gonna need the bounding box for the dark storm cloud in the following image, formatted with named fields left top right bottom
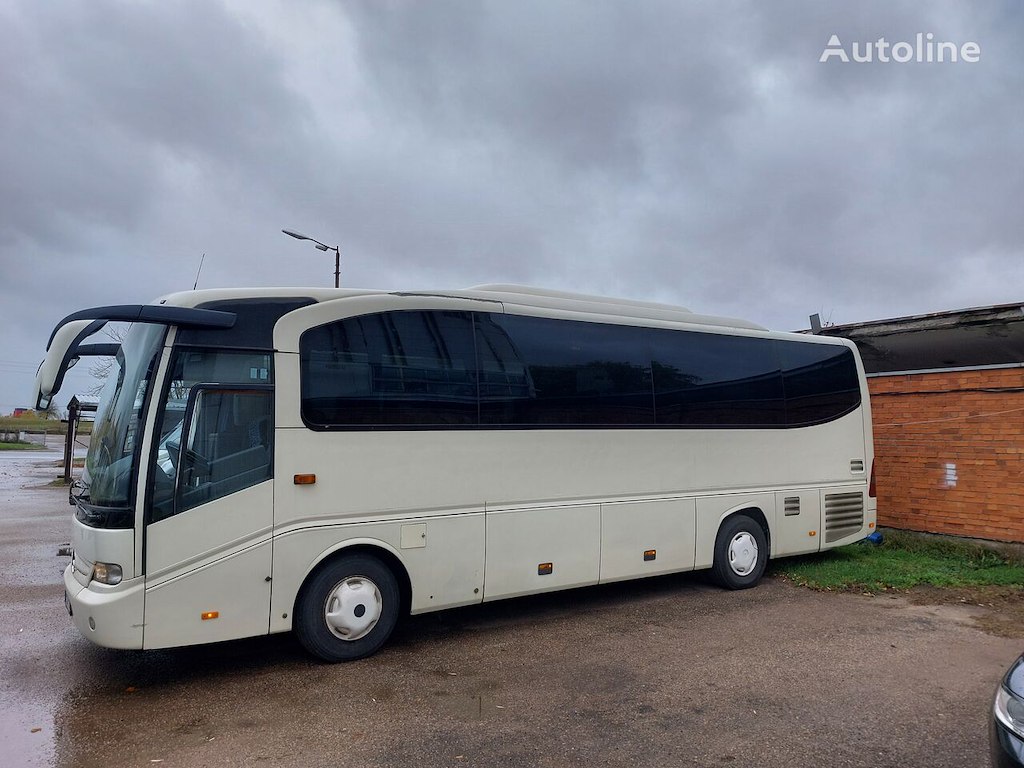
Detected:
left=0, top=0, right=1021, bottom=412
left=338, top=0, right=1022, bottom=322
left=1, top=1, right=309, bottom=252
left=347, top=2, right=750, bottom=176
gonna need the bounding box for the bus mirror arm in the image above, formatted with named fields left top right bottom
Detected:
left=34, top=319, right=109, bottom=410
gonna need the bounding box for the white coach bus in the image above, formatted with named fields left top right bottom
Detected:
left=36, top=285, right=875, bottom=661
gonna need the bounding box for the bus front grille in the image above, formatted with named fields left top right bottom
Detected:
left=824, top=492, right=864, bottom=543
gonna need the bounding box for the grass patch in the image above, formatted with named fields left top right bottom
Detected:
left=0, top=417, right=92, bottom=435
left=772, top=529, right=1024, bottom=592
left=0, top=441, right=46, bottom=451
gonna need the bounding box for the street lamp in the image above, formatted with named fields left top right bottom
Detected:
left=282, top=229, right=341, bottom=288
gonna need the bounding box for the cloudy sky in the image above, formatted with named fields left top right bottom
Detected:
left=1, top=0, right=1022, bottom=414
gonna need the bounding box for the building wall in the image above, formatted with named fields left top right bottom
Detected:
left=868, top=367, right=1024, bottom=543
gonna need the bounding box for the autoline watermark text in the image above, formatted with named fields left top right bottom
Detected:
left=820, top=33, right=981, bottom=63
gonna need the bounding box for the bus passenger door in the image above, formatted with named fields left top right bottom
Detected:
left=143, top=386, right=275, bottom=648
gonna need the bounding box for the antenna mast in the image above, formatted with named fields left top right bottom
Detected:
left=193, top=253, right=206, bottom=290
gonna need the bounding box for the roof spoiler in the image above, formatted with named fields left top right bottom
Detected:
left=46, top=304, right=235, bottom=350
left=34, top=304, right=236, bottom=411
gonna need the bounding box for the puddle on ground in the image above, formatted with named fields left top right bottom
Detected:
left=0, top=699, right=55, bottom=768
left=428, top=689, right=507, bottom=722
left=0, top=456, right=62, bottom=494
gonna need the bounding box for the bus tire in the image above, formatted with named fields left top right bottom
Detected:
left=711, top=514, right=767, bottom=590
left=295, top=553, right=400, bottom=662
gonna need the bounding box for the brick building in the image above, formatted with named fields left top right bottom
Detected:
left=824, top=303, right=1024, bottom=544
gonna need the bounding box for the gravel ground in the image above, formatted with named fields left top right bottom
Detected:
left=1, top=453, right=1019, bottom=768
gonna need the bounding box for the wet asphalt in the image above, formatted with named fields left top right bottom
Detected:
left=1, top=450, right=1020, bottom=768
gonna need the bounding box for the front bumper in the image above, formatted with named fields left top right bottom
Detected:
left=63, top=563, right=145, bottom=650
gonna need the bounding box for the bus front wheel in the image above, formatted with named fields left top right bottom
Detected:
left=711, top=514, right=767, bottom=590
left=295, top=553, right=400, bottom=662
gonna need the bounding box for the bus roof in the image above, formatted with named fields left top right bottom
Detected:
left=156, top=285, right=767, bottom=332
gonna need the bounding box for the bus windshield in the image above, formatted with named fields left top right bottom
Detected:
left=85, top=323, right=166, bottom=507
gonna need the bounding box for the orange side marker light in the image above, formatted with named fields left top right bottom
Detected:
left=294, top=474, right=317, bottom=485
left=201, top=611, right=219, bottom=621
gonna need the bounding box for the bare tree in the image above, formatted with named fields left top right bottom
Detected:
left=87, top=325, right=127, bottom=396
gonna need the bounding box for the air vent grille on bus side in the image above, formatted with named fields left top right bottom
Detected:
left=824, top=492, right=864, bottom=543
left=784, top=497, right=801, bottom=516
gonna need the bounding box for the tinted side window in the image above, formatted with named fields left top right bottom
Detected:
left=650, top=330, right=784, bottom=427
left=301, top=310, right=478, bottom=427
left=478, top=314, right=654, bottom=426
left=779, top=341, right=861, bottom=426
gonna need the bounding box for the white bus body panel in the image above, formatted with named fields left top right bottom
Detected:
left=484, top=503, right=601, bottom=600
left=63, top=518, right=145, bottom=649
left=774, top=490, right=823, bottom=557
left=269, top=410, right=868, bottom=622
left=70, top=517, right=135, bottom=586
left=63, top=566, right=145, bottom=649
left=599, top=498, right=697, bottom=583
left=145, top=481, right=274, bottom=574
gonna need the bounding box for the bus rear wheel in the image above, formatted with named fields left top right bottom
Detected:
left=295, top=553, right=400, bottom=662
left=711, top=514, right=767, bottom=590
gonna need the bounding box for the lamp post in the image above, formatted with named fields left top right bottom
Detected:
left=282, top=229, right=341, bottom=288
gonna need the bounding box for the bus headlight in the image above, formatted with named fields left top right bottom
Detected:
left=92, top=562, right=123, bottom=585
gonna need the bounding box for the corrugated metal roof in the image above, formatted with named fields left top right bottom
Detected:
left=817, top=303, right=1024, bottom=374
